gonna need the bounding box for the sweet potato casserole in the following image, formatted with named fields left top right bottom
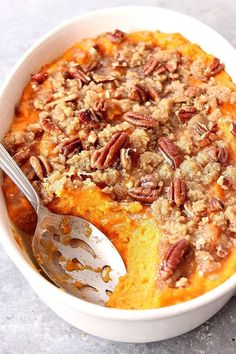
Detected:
left=2, top=30, right=236, bottom=309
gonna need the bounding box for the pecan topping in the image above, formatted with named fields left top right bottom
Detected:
left=158, top=137, right=183, bottom=168
left=205, top=58, right=224, bottom=78
left=40, top=117, right=62, bottom=134
left=143, top=57, right=161, bottom=75
left=31, top=71, right=48, bottom=84
left=217, top=175, right=232, bottom=190
left=123, top=112, right=158, bottom=128
left=91, top=132, right=128, bottom=169
left=93, top=98, right=107, bottom=113
left=160, top=239, right=188, bottom=280
left=216, top=147, right=229, bottom=165
left=128, top=187, right=159, bottom=203
left=38, top=155, right=52, bottom=175
left=67, top=66, right=91, bottom=84
left=169, top=178, right=187, bottom=207
left=83, top=61, right=98, bottom=73
left=129, top=84, right=147, bottom=103
left=195, top=123, right=218, bottom=148
left=146, top=86, right=161, bottom=103
left=78, top=109, right=100, bottom=129
left=178, top=107, right=197, bottom=123
left=61, top=138, right=81, bottom=157
left=230, top=122, right=236, bottom=136
left=210, top=197, right=224, bottom=211
left=108, top=29, right=125, bottom=43
left=29, top=155, right=49, bottom=180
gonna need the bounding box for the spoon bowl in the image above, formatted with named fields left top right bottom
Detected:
left=0, top=143, right=126, bottom=305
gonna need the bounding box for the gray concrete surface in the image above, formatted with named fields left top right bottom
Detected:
left=1, top=0, right=236, bottom=353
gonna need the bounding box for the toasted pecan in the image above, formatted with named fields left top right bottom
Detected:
left=91, top=132, right=128, bottom=169
left=31, top=71, right=48, bottom=84
left=61, top=138, right=81, bottom=157
left=129, top=84, right=148, bottom=103
left=158, top=137, right=183, bottom=168
left=160, top=239, right=188, bottom=280
left=169, top=178, right=187, bottom=207
left=78, top=109, right=100, bottom=129
left=143, top=57, right=161, bottom=75
left=123, top=112, right=158, bottom=128
left=205, top=58, right=224, bottom=78
left=128, top=187, right=159, bottom=203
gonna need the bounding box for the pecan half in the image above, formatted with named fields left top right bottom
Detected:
left=61, top=138, right=81, bottom=157
left=123, top=112, right=158, bottom=128
left=29, top=156, right=44, bottom=180
left=160, top=239, right=188, bottom=280
left=38, top=155, right=52, bottom=175
left=68, top=66, right=91, bottom=84
left=93, top=98, right=107, bottom=113
left=40, top=117, right=62, bottom=134
left=143, top=57, right=161, bottom=76
left=210, top=197, right=224, bottom=211
left=158, top=137, right=183, bottom=168
left=146, top=86, right=161, bottom=103
left=205, top=58, right=224, bottom=78
left=129, top=84, right=147, bottom=103
left=217, top=175, right=231, bottom=190
left=230, top=122, right=236, bottom=136
left=31, top=71, right=48, bottom=84
left=128, top=187, right=159, bottom=203
left=169, top=178, right=187, bottom=207
left=108, top=29, right=125, bottom=43
left=83, top=61, right=98, bottom=73
left=178, top=107, right=197, bottom=123
left=78, top=109, right=100, bottom=129
left=216, top=147, right=229, bottom=164
left=91, top=132, right=128, bottom=169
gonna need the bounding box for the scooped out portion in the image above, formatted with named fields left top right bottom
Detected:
left=3, top=29, right=236, bottom=309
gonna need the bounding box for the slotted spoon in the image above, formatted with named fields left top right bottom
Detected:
left=0, top=143, right=126, bottom=305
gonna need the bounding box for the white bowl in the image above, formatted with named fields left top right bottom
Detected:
left=0, top=6, right=236, bottom=343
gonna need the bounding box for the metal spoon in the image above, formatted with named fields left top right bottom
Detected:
left=0, top=143, right=126, bottom=305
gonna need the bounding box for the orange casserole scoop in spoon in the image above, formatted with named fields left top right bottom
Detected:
left=0, top=143, right=126, bottom=305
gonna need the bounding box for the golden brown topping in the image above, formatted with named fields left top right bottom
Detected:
left=78, top=109, right=100, bottom=129
left=128, top=187, right=159, bottom=203
left=140, top=175, right=158, bottom=189
left=143, top=57, right=160, bottom=75
left=216, top=147, right=229, bottom=165
left=230, top=122, right=236, bottom=136
left=40, top=117, right=62, bottom=134
left=31, top=71, right=48, bottom=84
left=91, top=132, right=128, bottom=169
left=205, top=58, right=224, bottom=78
left=123, top=112, right=158, bottom=128
left=178, top=107, right=197, bottom=123
left=169, top=178, right=187, bottom=207
left=158, top=137, right=183, bottom=168
left=159, top=239, right=188, bottom=280
left=108, top=29, right=125, bottom=43
left=61, top=138, right=81, bottom=157
left=210, top=197, right=224, bottom=211
left=129, top=84, right=148, bottom=103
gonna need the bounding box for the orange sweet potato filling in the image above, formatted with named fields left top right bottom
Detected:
left=3, top=31, right=236, bottom=309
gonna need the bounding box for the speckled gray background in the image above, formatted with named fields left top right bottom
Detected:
left=1, top=0, right=236, bottom=353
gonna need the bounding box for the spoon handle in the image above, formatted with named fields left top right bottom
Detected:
left=0, top=143, right=39, bottom=211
